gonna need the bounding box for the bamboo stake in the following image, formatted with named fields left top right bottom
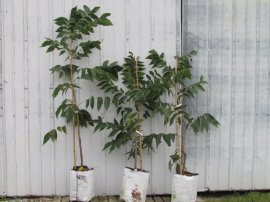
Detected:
left=69, top=40, right=77, bottom=169
left=135, top=58, right=143, bottom=171
left=69, top=40, right=84, bottom=168
left=175, top=59, right=182, bottom=175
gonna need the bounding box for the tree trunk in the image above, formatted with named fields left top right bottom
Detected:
left=182, top=119, right=187, bottom=173
left=175, top=61, right=182, bottom=175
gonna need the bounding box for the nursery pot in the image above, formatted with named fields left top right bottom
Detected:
left=120, top=167, right=150, bottom=202
left=70, top=167, right=94, bottom=202
left=171, top=172, right=198, bottom=202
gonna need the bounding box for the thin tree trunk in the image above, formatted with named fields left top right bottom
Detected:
left=182, top=119, right=187, bottom=173
left=68, top=40, right=84, bottom=168
left=139, top=131, right=143, bottom=171
left=77, top=119, right=84, bottom=166
left=136, top=109, right=143, bottom=171
left=134, top=132, right=137, bottom=170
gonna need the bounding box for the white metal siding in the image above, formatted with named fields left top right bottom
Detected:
left=1, top=0, right=270, bottom=197
left=183, top=0, right=270, bottom=191
left=0, top=0, right=177, bottom=196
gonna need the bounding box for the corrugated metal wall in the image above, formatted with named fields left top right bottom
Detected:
left=0, top=0, right=270, bottom=197
left=183, top=0, right=270, bottom=191
left=0, top=0, right=177, bottom=196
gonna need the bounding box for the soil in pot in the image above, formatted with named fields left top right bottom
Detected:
left=72, top=165, right=92, bottom=171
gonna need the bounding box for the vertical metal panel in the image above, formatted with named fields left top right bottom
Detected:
left=253, top=0, right=269, bottom=189
left=3, top=0, right=17, bottom=195
left=28, top=0, right=42, bottom=195
left=0, top=0, right=179, bottom=196
left=242, top=0, right=256, bottom=190
left=1, top=0, right=270, bottom=196
left=0, top=0, right=4, bottom=196
left=218, top=0, right=233, bottom=190
left=164, top=0, right=177, bottom=194
left=14, top=0, right=27, bottom=195
left=183, top=0, right=270, bottom=191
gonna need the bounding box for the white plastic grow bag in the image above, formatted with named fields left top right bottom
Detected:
left=171, top=173, right=198, bottom=202
left=120, top=167, right=150, bottom=202
left=70, top=169, right=94, bottom=201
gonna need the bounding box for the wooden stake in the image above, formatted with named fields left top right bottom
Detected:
left=135, top=58, right=143, bottom=171
left=69, top=39, right=84, bottom=168
left=175, top=59, right=182, bottom=175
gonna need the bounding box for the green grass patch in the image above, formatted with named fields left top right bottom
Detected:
left=203, top=192, right=270, bottom=202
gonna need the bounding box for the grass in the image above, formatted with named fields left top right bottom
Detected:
left=202, top=192, right=270, bottom=202
left=1, top=192, right=270, bottom=201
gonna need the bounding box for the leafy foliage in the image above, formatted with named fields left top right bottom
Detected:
left=92, top=52, right=176, bottom=169
left=41, top=5, right=112, bottom=60
left=147, top=49, right=220, bottom=174
left=41, top=5, right=113, bottom=167
left=141, top=50, right=219, bottom=173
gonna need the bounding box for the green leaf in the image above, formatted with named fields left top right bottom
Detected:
left=83, top=5, right=91, bottom=13
left=163, top=134, right=171, bottom=146
left=86, top=99, right=90, bottom=108
left=43, top=129, right=57, bottom=145
left=109, top=128, right=119, bottom=137
left=154, top=134, right=162, bottom=147
left=65, top=107, right=73, bottom=123
left=170, top=154, right=179, bottom=161
left=97, top=97, right=103, bottom=111
left=52, top=84, right=62, bottom=98
left=104, top=97, right=110, bottom=110
left=190, top=50, right=197, bottom=55
left=207, top=114, right=220, bottom=127
left=46, top=45, right=55, bottom=53
left=94, top=122, right=107, bottom=133
left=103, top=142, right=112, bottom=151
left=91, top=7, right=99, bottom=14
left=62, top=126, right=67, bottom=134
left=98, top=13, right=113, bottom=26
left=41, top=39, right=52, bottom=47
left=90, top=96, right=95, bottom=109
left=57, top=126, right=62, bottom=132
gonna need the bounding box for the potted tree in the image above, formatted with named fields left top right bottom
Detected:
left=41, top=5, right=112, bottom=201
left=92, top=52, right=175, bottom=202
left=147, top=50, right=219, bottom=202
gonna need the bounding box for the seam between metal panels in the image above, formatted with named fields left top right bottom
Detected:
left=265, top=0, right=270, bottom=189
left=251, top=1, right=260, bottom=189
left=217, top=0, right=224, bottom=190
left=11, top=0, right=18, bottom=195
left=252, top=0, right=260, bottom=189
left=176, top=0, right=181, bottom=56
left=228, top=0, right=236, bottom=190
left=150, top=0, right=155, bottom=193
left=48, top=0, right=55, bottom=194
left=206, top=0, right=212, bottom=188
left=0, top=0, right=6, bottom=195
left=36, top=0, right=42, bottom=194
left=23, top=0, right=30, bottom=195
left=265, top=1, right=270, bottom=188
left=241, top=0, right=248, bottom=189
